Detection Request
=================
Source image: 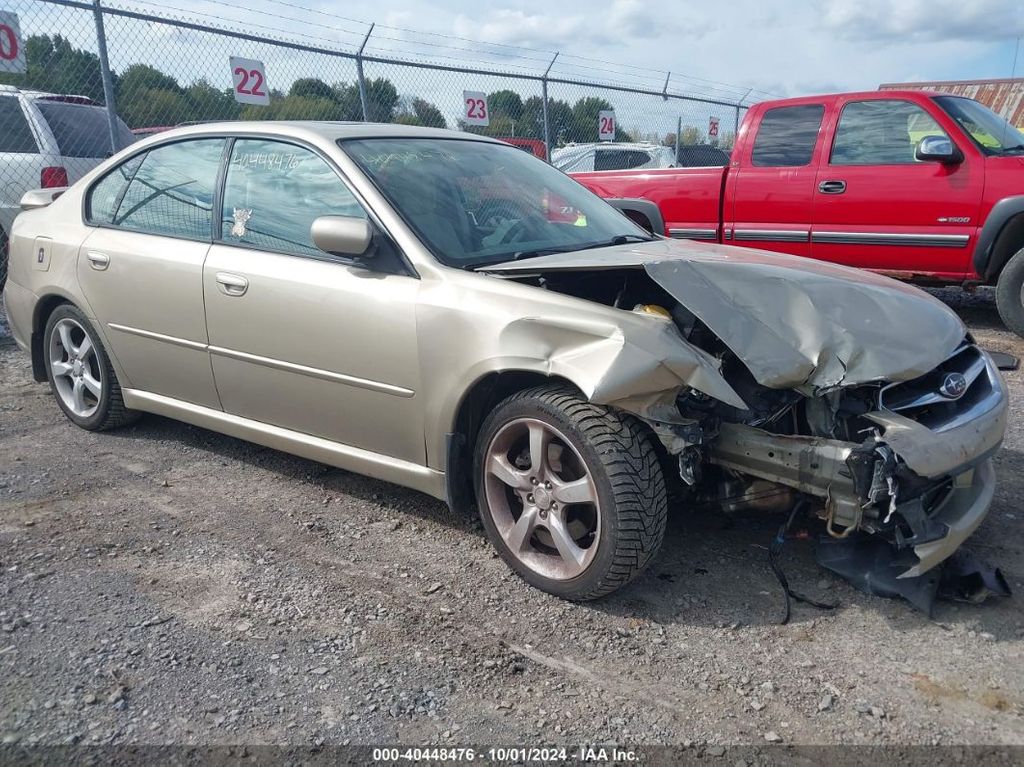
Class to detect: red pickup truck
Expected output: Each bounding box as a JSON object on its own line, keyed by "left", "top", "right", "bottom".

{"left": 573, "top": 90, "right": 1024, "bottom": 337}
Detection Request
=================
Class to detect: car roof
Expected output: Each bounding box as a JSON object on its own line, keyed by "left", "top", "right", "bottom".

{"left": 144, "top": 121, "right": 506, "bottom": 145}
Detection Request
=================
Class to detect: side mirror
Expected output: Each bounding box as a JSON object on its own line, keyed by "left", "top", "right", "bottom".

{"left": 915, "top": 135, "right": 963, "bottom": 165}
{"left": 311, "top": 215, "right": 373, "bottom": 258}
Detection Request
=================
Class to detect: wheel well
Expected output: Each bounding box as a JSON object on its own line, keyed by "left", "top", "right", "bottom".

{"left": 445, "top": 371, "right": 581, "bottom": 514}
{"left": 30, "top": 295, "right": 70, "bottom": 382}
{"left": 622, "top": 209, "right": 653, "bottom": 233}
{"left": 990, "top": 214, "right": 1024, "bottom": 282}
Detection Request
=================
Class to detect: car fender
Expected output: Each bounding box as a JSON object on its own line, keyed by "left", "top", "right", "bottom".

{"left": 604, "top": 198, "right": 666, "bottom": 236}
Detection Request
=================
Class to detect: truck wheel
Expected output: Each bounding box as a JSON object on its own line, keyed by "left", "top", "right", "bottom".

{"left": 474, "top": 384, "right": 668, "bottom": 600}
{"left": 995, "top": 247, "right": 1024, "bottom": 338}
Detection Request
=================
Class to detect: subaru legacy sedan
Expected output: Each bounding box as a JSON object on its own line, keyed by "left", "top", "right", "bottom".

{"left": 2, "top": 123, "right": 1007, "bottom": 600}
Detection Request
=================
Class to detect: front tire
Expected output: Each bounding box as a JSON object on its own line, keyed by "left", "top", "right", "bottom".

{"left": 995, "top": 247, "right": 1024, "bottom": 338}
{"left": 474, "top": 385, "right": 668, "bottom": 600}
{"left": 43, "top": 304, "right": 139, "bottom": 431}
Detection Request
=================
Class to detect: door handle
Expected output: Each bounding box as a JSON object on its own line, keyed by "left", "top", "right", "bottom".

{"left": 86, "top": 251, "right": 110, "bottom": 270}
{"left": 818, "top": 179, "right": 847, "bottom": 194}
{"left": 215, "top": 272, "right": 248, "bottom": 297}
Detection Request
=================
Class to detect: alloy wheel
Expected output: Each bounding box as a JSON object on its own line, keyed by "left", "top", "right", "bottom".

{"left": 482, "top": 417, "right": 601, "bottom": 580}
{"left": 48, "top": 318, "right": 102, "bottom": 418}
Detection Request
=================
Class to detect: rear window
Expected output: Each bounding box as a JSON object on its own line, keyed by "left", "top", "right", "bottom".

{"left": 0, "top": 96, "right": 38, "bottom": 153}
{"left": 751, "top": 104, "right": 824, "bottom": 167}
{"left": 34, "top": 100, "right": 134, "bottom": 158}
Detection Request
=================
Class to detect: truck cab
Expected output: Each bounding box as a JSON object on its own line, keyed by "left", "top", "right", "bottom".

{"left": 573, "top": 90, "right": 1024, "bottom": 336}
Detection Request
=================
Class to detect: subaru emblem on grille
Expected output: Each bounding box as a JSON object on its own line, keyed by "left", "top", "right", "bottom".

{"left": 939, "top": 372, "right": 968, "bottom": 400}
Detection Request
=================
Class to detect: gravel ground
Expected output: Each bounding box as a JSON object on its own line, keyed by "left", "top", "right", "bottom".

{"left": 0, "top": 287, "right": 1022, "bottom": 750}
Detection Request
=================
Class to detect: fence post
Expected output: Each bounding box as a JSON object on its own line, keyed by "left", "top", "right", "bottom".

{"left": 541, "top": 52, "right": 558, "bottom": 161}
{"left": 661, "top": 71, "right": 671, "bottom": 101}
{"left": 91, "top": 0, "right": 120, "bottom": 153}
{"left": 676, "top": 115, "right": 682, "bottom": 164}
{"left": 356, "top": 23, "right": 374, "bottom": 122}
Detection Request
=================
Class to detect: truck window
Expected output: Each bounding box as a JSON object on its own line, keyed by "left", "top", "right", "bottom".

{"left": 751, "top": 104, "right": 824, "bottom": 167}
{"left": 830, "top": 99, "right": 948, "bottom": 165}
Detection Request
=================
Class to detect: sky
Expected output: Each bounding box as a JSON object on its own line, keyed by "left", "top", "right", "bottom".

{"left": 213, "top": 0, "right": 1024, "bottom": 98}
{"left": 9, "top": 0, "right": 1024, "bottom": 137}
{"left": 59, "top": 0, "right": 1024, "bottom": 101}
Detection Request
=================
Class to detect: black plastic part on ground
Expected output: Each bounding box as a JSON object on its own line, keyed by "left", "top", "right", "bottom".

{"left": 987, "top": 350, "right": 1020, "bottom": 371}
{"left": 815, "top": 534, "right": 1012, "bottom": 616}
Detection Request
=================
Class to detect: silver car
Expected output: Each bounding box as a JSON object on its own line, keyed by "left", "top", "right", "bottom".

{"left": 2, "top": 122, "right": 1008, "bottom": 600}
{"left": 0, "top": 85, "right": 134, "bottom": 287}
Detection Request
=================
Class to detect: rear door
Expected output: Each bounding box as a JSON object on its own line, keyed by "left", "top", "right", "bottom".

{"left": 725, "top": 102, "right": 826, "bottom": 256}
{"left": 811, "top": 96, "right": 982, "bottom": 278}
{"left": 77, "top": 138, "right": 224, "bottom": 409}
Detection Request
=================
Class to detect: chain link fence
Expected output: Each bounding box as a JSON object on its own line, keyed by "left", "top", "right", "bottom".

{"left": 0, "top": 0, "right": 751, "bottom": 248}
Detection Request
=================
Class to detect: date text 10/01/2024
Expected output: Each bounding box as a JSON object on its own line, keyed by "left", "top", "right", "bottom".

{"left": 371, "top": 746, "right": 640, "bottom": 762}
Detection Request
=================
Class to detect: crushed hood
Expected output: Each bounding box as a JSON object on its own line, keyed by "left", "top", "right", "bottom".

{"left": 481, "top": 238, "right": 966, "bottom": 391}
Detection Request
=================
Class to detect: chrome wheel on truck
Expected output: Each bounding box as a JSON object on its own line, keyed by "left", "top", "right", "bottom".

{"left": 474, "top": 385, "right": 668, "bottom": 601}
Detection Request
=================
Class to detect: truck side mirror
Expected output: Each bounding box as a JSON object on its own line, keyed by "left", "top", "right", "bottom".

{"left": 915, "top": 136, "right": 963, "bottom": 165}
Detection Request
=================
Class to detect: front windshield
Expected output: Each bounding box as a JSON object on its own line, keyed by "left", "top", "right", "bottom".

{"left": 934, "top": 95, "right": 1024, "bottom": 154}
{"left": 341, "top": 138, "right": 653, "bottom": 268}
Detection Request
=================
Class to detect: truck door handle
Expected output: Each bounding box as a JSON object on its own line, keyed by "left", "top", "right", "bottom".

{"left": 818, "top": 180, "right": 847, "bottom": 194}
{"left": 86, "top": 251, "right": 110, "bottom": 270}
{"left": 215, "top": 272, "right": 248, "bottom": 297}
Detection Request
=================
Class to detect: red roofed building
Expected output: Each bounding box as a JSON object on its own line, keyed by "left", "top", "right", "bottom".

{"left": 879, "top": 78, "right": 1024, "bottom": 127}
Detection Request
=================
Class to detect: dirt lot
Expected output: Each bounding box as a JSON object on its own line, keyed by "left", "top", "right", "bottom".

{"left": 1, "top": 289, "right": 1023, "bottom": 751}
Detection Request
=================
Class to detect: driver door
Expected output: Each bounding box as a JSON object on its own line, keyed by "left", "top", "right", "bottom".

{"left": 202, "top": 138, "right": 424, "bottom": 463}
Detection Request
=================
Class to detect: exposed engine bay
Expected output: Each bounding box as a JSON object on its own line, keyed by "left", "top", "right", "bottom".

{"left": 483, "top": 253, "right": 1010, "bottom": 611}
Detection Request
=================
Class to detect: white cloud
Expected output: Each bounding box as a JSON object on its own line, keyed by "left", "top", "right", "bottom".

{"left": 820, "top": 0, "right": 1024, "bottom": 43}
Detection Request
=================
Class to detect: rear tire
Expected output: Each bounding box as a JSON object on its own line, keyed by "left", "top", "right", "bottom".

{"left": 43, "top": 303, "right": 139, "bottom": 431}
{"left": 0, "top": 225, "right": 8, "bottom": 291}
{"left": 995, "top": 247, "right": 1024, "bottom": 338}
{"left": 474, "top": 384, "right": 668, "bottom": 601}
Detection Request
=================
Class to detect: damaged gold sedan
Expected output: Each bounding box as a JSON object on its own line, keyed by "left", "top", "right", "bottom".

{"left": 2, "top": 124, "right": 1008, "bottom": 601}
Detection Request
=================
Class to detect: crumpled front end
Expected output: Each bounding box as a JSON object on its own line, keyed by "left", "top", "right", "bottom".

{"left": 702, "top": 343, "right": 1007, "bottom": 578}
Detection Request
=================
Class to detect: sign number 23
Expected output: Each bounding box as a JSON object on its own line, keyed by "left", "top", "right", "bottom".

{"left": 463, "top": 90, "right": 490, "bottom": 127}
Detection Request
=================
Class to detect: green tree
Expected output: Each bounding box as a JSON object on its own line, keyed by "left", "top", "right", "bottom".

{"left": 185, "top": 80, "right": 240, "bottom": 123}
{"left": 289, "top": 78, "right": 337, "bottom": 102}
{"left": 488, "top": 89, "right": 524, "bottom": 122}
{"left": 0, "top": 35, "right": 108, "bottom": 104}
{"left": 364, "top": 77, "right": 399, "bottom": 122}
{"left": 568, "top": 97, "right": 630, "bottom": 142}
{"left": 240, "top": 95, "right": 346, "bottom": 121}
{"left": 412, "top": 98, "right": 446, "bottom": 128}
{"left": 678, "top": 125, "right": 704, "bottom": 146}
{"left": 116, "top": 64, "right": 190, "bottom": 127}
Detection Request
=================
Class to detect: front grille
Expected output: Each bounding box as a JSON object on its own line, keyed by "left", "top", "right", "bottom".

{"left": 879, "top": 344, "right": 999, "bottom": 433}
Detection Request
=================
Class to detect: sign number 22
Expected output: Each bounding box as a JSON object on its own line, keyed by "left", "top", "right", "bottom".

{"left": 229, "top": 56, "right": 270, "bottom": 106}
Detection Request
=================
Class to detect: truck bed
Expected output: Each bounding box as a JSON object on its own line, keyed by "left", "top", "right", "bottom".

{"left": 572, "top": 166, "right": 727, "bottom": 240}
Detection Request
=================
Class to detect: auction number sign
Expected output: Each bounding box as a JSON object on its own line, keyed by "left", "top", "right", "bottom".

{"left": 0, "top": 11, "right": 26, "bottom": 74}
{"left": 708, "top": 116, "right": 720, "bottom": 139}
{"left": 598, "top": 110, "right": 616, "bottom": 141}
{"left": 463, "top": 91, "right": 489, "bottom": 127}
{"left": 230, "top": 57, "right": 270, "bottom": 105}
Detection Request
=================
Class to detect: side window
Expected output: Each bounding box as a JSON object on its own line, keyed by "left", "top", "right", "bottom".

{"left": 594, "top": 149, "right": 652, "bottom": 171}
{"left": 86, "top": 154, "right": 146, "bottom": 224}
{"left": 114, "top": 139, "right": 225, "bottom": 240}
{"left": 221, "top": 139, "right": 366, "bottom": 258}
{"left": 0, "top": 96, "right": 38, "bottom": 154}
{"left": 751, "top": 104, "right": 825, "bottom": 167}
{"left": 831, "top": 100, "right": 949, "bottom": 165}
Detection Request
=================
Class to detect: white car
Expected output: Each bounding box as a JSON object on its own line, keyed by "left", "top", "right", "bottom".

{"left": 551, "top": 142, "right": 677, "bottom": 173}
{"left": 0, "top": 85, "right": 134, "bottom": 286}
